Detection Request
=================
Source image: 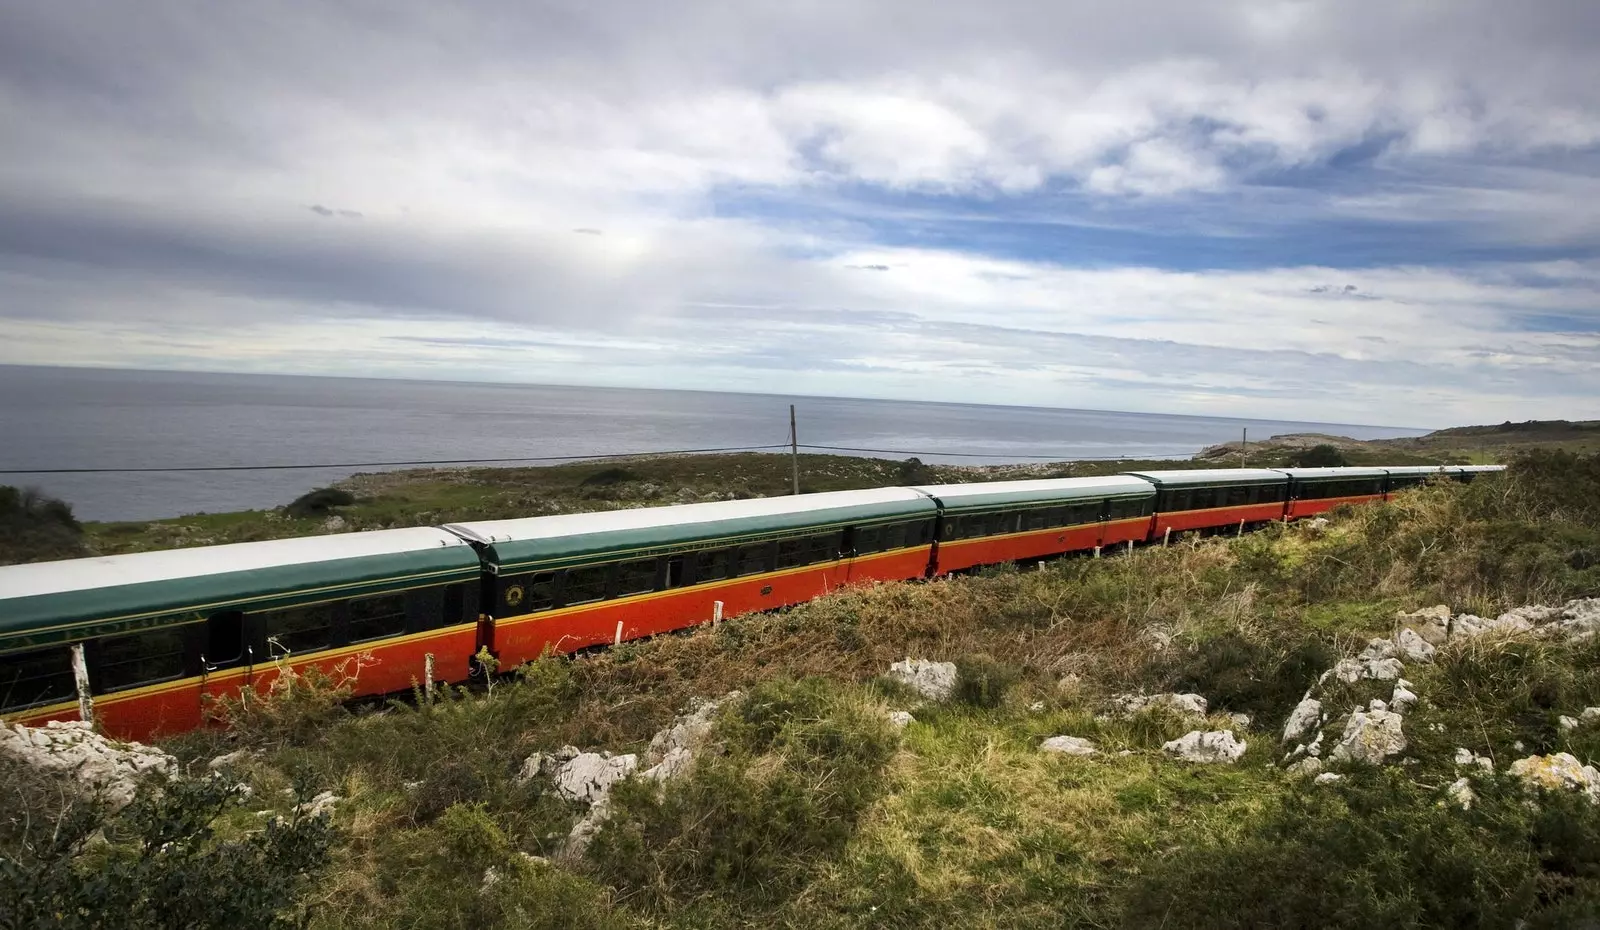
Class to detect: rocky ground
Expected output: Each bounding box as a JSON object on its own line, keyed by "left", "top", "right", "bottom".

{"left": 6, "top": 450, "right": 1600, "bottom": 928}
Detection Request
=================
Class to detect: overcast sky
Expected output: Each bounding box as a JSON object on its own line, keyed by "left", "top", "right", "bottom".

{"left": 1, "top": 1, "right": 1597, "bottom": 427}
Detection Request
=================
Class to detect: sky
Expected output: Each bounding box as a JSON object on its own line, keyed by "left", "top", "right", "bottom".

{"left": 1, "top": 2, "right": 1598, "bottom": 428}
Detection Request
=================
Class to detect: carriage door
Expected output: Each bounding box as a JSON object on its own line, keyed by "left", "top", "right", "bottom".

{"left": 199, "top": 610, "right": 251, "bottom": 707}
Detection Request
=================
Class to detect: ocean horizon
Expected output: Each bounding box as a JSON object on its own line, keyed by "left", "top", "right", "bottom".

{"left": 0, "top": 365, "right": 1429, "bottom": 522}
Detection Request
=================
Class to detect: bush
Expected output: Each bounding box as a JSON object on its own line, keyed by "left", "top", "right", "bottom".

{"left": 953, "top": 653, "right": 1022, "bottom": 709}
{"left": 1118, "top": 767, "right": 1600, "bottom": 928}
{"left": 1153, "top": 632, "right": 1335, "bottom": 727}
{"left": 579, "top": 467, "right": 642, "bottom": 487}
{"left": 0, "top": 485, "right": 88, "bottom": 564}
{"left": 207, "top": 659, "right": 358, "bottom": 747}
{"left": 587, "top": 679, "right": 897, "bottom": 909}
{"left": 283, "top": 487, "right": 355, "bottom": 518}
{"left": 1287, "top": 444, "right": 1350, "bottom": 467}
{"left": 0, "top": 774, "right": 333, "bottom": 930}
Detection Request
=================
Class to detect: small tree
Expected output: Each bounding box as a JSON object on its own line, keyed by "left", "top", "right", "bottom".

{"left": 283, "top": 487, "right": 355, "bottom": 518}
{"left": 0, "top": 485, "right": 88, "bottom": 564}
{"left": 1287, "top": 444, "right": 1349, "bottom": 468}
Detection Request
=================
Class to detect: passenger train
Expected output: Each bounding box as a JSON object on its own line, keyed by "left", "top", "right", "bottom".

{"left": 0, "top": 463, "right": 1501, "bottom": 741}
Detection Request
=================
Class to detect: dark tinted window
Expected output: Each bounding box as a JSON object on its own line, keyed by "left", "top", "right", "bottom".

{"left": 736, "top": 543, "right": 771, "bottom": 576}
{"left": 776, "top": 537, "right": 809, "bottom": 569}
{"left": 810, "top": 532, "right": 842, "bottom": 562}
{"left": 906, "top": 519, "right": 934, "bottom": 546}
{"left": 1109, "top": 497, "right": 1149, "bottom": 520}
{"left": 563, "top": 565, "right": 611, "bottom": 605}
{"left": 854, "top": 525, "right": 885, "bottom": 554}
{"left": 665, "top": 555, "right": 688, "bottom": 588}
{"left": 698, "top": 548, "right": 734, "bottom": 583}
{"left": 522, "top": 573, "right": 556, "bottom": 611}
{"left": 204, "top": 611, "right": 244, "bottom": 667}
{"left": 261, "top": 604, "right": 335, "bottom": 654}
{"left": 97, "top": 628, "right": 186, "bottom": 691}
{"left": 442, "top": 583, "right": 469, "bottom": 626}
{"left": 349, "top": 593, "right": 409, "bottom": 643}
{"left": 883, "top": 522, "right": 908, "bottom": 549}
{"left": 0, "top": 647, "right": 75, "bottom": 711}
{"left": 1065, "top": 502, "right": 1100, "bottom": 525}
{"left": 617, "top": 559, "right": 658, "bottom": 596}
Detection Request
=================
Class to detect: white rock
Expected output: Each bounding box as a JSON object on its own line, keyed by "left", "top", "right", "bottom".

{"left": 1514, "top": 740, "right": 1526, "bottom": 752}
{"left": 1330, "top": 709, "right": 1407, "bottom": 765}
{"left": 517, "top": 752, "right": 557, "bottom": 784}
{"left": 1332, "top": 659, "right": 1366, "bottom": 684}
{"left": 1560, "top": 716, "right": 1581, "bottom": 731}
{"left": 1366, "top": 658, "right": 1405, "bottom": 681}
{"left": 298, "top": 790, "right": 341, "bottom": 818}
{"left": 1396, "top": 605, "right": 1451, "bottom": 646}
{"left": 553, "top": 753, "right": 638, "bottom": 805}
{"left": 1314, "top": 772, "right": 1344, "bottom": 785}
{"left": 1445, "top": 777, "right": 1475, "bottom": 810}
{"left": 1368, "top": 699, "right": 1388, "bottom": 713}
{"left": 321, "top": 515, "right": 346, "bottom": 532}
{"left": 1396, "top": 628, "right": 1436, "bottom": 664}
{"left": 1452, "top": 613, "right": 1534, "bottom": 639}
{"left": 1228, "top": 713, "right": 1253, "bottom": 730}
{"left": 1305, "top": 730, "right": 1325, "bottom": 758}
{"left": 1041, "top": 736, "right": 1098, "bottom": 756}
{"left": 1333, "top": 657, "right": 1404, "bottom": 683}
{"left": 1390, "top": 685, "right": 1418, "bottom": 716}
{"left": 1500, "top": 604, "right": 1562, "bottom": 626}
{"left": 1583, "top": 707, "right": 1600, "bottom": 723}
{"left": 1114, "top": 692, "right": 1209, "bottom": 716}
{"left": 888, "top": 659, "right": 958, "bottom": 701}
{"left": 1454, "top": 748, "right": 1494, "bottom": 771}
{"left": 1553, "top": 599, "right": 1600, "bottom": 639}
{"left": 1359, "top": 637, "right": 1399, "bottom": 661}
{"left": 1287, "top": 757, "right": 1322, "bottom": 776}
{"left": 1307, "top": 517, "right": 1331, "bottom": 532}
{"left": 1028, "top": 701, "right": 1046, "bottom": 713}
{"left": 886, "top": 711, "right": 915, "bottom": 730}
{"left": 1509, "top": 753, "right": 1600, "bottom": 803}
{"left": 207, "top": 750, "right": 251, "bottom": 771}
{"left": 645, "top": 693, "right": 741, "bottom": 766}
{"left": 638, "top": 747, "right": 695, "bottom": 783}
{"left": 0, "top": 721, "right": 175, "bottom": 811}
{"left": 1283, "top": 697, "right": 1323, "bottom": 743}
{"left": 1162, "top": 730, "right": 1247, "bottom": 764}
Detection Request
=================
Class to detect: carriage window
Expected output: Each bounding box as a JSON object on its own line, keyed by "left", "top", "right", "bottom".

{"left": 525, "top": 573, "right": 557, "bottom": 611}
{"left": 698, "top": 548, "right": 734, "bottom": 583}
{"left": 737, "top": 543, "right": 772, "bottom": 576}
{"left": 776, "top": 538, "right": 807, "bottom": 569}
{"left": 562, "top": 564, "right": 611, "bottom": 605}
{"left": 261, "top": 604, "right": 335, "bottom": 655}
{"left": 909, "top": 519, "right": 935, "bottom": 545}
{"left": 854, "top": 525, "right": 884, "bottom": 555}
{"left": 349, "top": 594, "right": 409, "bottom": 643}
{"left": 1225, "top": 486, "right": 1251, "bottom": 507}
{"left": 442, "top": 583, "right": 469, "bottom": 625}
{"left": 0, "top": 647, "right": 75, "bottom": 711}
{"left": 810, "top": 532, "right": 842, "bottom": 562}
{"left": 1022, "top": 509, "right": 1047, "bottom": 531}
{"left": 97, "top": 628, "right": 187, "bottom": 692}
{"left": 617, "top": 559, "right": 658, "bottom": 596}
{"left": 883, "top": 522, "right": 908, "bottom": 549}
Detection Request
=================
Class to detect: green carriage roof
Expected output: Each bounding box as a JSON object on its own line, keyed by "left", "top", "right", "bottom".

{"left": 445, "top": 488, "right": 938, "bottom": 572}
{"left": 1270, "top": 467, "right": 1391, "bottom": 481}
{"left": 0, "top": 528, "right": 481, "bottom": 652}
{"left": 910, "top": 476, "right": 1154, "bottom": 513}
{"left": 1119, "top": 468, "right": 1289, "bottom": 488}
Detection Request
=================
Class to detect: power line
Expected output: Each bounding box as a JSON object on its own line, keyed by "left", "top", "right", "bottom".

{"left": 0, "top": 444, "right": 793, "bottom": 475}
{"left": 797, "top": 443, "right": 1184, "bottom": 461}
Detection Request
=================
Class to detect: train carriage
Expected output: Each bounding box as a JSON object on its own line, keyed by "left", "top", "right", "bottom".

{"left": 1121, "top": 468, "right": 1291, "bottom": 537}
{"left": 912, "top": 476, "right": 1156, "bottom": 573}
{"left": 1275, "top": 466, "right": 1392, "bottom": 519}
{"left": 445, "top": 488, "right": 938, "bottom": 669}
{"left": 0, "top": 528, "right": 482, "bottom": 742}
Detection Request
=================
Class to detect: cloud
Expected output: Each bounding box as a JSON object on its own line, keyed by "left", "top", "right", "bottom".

{"left": 0, "top": 1, "right": 1597, "bottom": 425}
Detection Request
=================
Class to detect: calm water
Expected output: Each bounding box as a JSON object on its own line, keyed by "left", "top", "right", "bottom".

{"left": 0, "top": 366, "right": 1426, "bottom": 522}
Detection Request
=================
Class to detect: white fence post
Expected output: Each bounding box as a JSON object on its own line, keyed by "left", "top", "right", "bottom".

{"left": 614, "top": 621, "right": 624, "bottom": 645}
{"left": 1126, "top": 540, "right": 1134, "bottom": 554}
{"left": 1237, "top": 519, "right": 1245, "bottom": 537}
{"left": 1163, "top": 526, "right": 1172, "bottom": 547}
{"left": 71, "top": 643, "right": 93, "bottom": 725}
{"left": 424, "top": 653, "right": 435, "bottom": 702}
{"left": 1093, "top": 545, "right": 1102, "bottom": 559}
{"left": 713, "top": 600, "right": 724, "bottom": 629}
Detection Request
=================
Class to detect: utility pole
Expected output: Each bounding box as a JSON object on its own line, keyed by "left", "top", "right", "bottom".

{"left": 1240, "top": 428, "right": 1248, "bottom": 468}
{"left": 790, "top": 404, "right": 800, "bottom": 495}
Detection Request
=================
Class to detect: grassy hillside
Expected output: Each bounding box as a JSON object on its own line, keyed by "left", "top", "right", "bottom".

{"left": 9, "top": 450, "right": 1600, "bottom": 928}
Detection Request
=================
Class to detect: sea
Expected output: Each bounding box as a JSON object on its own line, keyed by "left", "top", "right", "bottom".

{"left": 0, "top": 366, "right": 1428, "bottom": 523}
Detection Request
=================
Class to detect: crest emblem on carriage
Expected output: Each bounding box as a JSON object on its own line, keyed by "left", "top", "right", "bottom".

{"left": 505, "top": 585, "right": 525, "bottom": 608}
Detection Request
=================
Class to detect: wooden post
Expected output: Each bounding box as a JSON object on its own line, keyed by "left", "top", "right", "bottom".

{"left": 1240, "top": 428, "right": 1247, "bottom": 468}
{"left": 1093, "top": 545, "right": 1102, "bottom": 559}
{"left": 1237, "top": 519, "right": 1245, "bottom": 537}
{"left": 790, "top": 404, "right": 800, "bottom": 495}
{"left": 1163, "top": 526, "right": 1172, "bottom": 547}
{"left": 1126, "top": 539, "right": 1134, "bottom": 554}
{"left": 424, "top": 653, "right": 435, "bottom": 702}
{"left": 713, "top": 600, "right": 724, "bottom": 628}
{"left": 614, "top": 621, "right": 624, "bottom": 645}
{"left": 71, "top": 643, "right": 93, "bottom": 725}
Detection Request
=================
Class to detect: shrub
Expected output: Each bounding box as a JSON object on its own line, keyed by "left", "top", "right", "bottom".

{"left": 579, "top": 467, "right": 642, "bottom": 487}
{"left": 0, "top": 774, "right": 333, "bottom": 930}
{"left": 283, "top": 487, "right": 355, "bottom": 518}
{"left": 1152, "top": 631, "right": 1335, "bottom": 727}
{"left": 1118, "top": 767, "right": 1600, "bottom": 928}
{"left": 1287, "top": 444, "right": 1350, "bottom": 467}
{"left": 953, "top": 653, "right": 1022, "bottom": 709}
{"left": 207, "top": 659, "right": 360, "bottom": 747}
{"left": 587, "top": 679, "right": 897, "bottom": 909}
{"left": 0, "top": 485, "right": 88, "bottom": 564}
